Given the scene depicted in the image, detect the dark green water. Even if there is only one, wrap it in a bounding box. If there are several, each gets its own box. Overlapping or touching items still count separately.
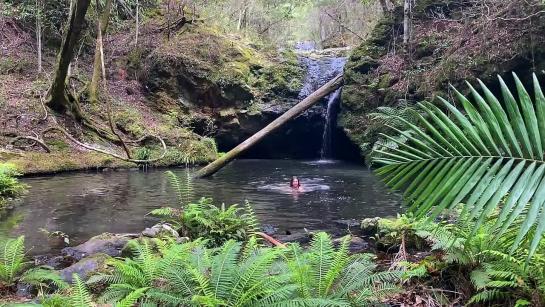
[3,159,401,254]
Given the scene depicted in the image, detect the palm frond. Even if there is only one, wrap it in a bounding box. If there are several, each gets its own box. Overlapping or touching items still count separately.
[373,72,545,258]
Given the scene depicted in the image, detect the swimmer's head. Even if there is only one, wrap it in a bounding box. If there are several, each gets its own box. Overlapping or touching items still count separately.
[290,176,301,188]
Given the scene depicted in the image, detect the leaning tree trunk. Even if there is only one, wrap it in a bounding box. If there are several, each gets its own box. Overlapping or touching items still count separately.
[89,0,113,104]
[194,74,344,178]
[46,0,91,115]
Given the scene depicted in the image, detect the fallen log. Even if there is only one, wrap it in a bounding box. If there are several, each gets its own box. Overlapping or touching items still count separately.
[194,74,343,178]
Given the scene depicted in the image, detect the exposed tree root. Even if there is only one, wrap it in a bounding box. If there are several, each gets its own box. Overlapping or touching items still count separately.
[43,125,167,164]
[9,134,51,153]
[390,231,408,272]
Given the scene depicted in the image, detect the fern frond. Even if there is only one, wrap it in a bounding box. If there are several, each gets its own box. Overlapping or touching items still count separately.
[468,288,508,304]
[20,267,68,290]
[115,287,149,307]
[70,274,94,307]
[0,235,26,283]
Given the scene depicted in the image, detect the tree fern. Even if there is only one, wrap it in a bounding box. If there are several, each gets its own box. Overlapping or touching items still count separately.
[374,72,545,258]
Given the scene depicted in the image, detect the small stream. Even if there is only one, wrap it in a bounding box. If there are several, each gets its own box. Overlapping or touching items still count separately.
[4,160,401,255]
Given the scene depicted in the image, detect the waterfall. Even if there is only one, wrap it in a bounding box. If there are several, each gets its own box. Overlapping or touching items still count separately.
[320,88,341,159]
[296,44,346,159]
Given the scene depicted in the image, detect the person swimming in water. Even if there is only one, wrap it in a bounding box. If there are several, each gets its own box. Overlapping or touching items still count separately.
[290,176,301,189]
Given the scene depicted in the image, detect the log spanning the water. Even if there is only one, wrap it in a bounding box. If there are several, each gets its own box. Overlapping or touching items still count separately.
[194,74,344,178]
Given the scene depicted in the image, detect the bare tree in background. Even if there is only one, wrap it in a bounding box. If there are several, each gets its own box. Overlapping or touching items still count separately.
[89,0,113,104]
[403,0,410,45]
[35,0,42,73]
[135,0,139,45]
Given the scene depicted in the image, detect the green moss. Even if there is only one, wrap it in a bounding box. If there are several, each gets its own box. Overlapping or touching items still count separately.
[147,25,304,108]
[151,138,217,167]
[45,139,70,151]
[115,108,145,138]
[6,152,135,175]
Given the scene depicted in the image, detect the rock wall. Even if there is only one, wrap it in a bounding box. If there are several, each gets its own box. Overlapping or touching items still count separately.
[340,0,545,155]
[140,25,361,159]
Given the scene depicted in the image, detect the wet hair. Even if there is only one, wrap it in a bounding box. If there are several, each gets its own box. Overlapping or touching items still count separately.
[290,176,300,188]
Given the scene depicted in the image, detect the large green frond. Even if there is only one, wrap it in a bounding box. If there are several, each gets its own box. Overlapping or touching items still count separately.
[373,73,545,258]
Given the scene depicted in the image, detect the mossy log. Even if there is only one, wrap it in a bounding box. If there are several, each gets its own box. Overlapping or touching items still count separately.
[194,74,344,178]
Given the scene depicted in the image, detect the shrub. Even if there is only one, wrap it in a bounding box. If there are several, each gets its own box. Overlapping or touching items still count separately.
[0,163,26,206]
[151,171,259,247]
[0,236,67,291]
[412,212,545,305]
[90,233,401,306]
[151,197,259,247]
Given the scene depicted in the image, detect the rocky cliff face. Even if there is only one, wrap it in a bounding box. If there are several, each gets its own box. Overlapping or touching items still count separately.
[340,0,545,155]
[141,26,358,158]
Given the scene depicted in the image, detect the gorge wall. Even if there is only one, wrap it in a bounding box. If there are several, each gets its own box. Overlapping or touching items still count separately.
[340,0,545,156]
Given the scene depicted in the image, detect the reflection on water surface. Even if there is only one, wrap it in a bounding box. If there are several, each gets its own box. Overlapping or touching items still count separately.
[3,159,401,254]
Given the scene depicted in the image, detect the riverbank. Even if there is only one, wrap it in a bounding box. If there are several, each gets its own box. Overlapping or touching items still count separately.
[1,149,216,176]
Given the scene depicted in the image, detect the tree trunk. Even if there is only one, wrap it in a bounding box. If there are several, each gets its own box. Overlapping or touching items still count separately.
[194,74,344,178]
[403,0,411,45]
[36,0,42,73]
[135,0,139,45]
[46,0,91,115]
[89,0,112,104]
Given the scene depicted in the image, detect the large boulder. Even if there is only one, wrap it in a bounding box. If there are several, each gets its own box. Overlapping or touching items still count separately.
[59,253,111,283]
[61,233,137,261]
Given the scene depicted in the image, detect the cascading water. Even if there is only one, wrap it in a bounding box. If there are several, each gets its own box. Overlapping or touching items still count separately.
[320,88,342,159]
[296,42,347,159]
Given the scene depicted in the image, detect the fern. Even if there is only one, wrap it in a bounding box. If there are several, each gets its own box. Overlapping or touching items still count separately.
[413,213,545,305]
[165,170,194,207]
[0,235,27,284]
[20,267,68,291]
[96,240,160,304]
[286,232,401,306]
[70,274,94,307]
[115,287,149,307]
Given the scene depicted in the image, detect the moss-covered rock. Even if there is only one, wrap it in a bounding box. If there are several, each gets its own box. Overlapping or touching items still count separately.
[144,26,303,109]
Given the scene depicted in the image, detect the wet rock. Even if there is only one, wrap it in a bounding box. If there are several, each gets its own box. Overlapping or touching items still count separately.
[142,223,179,238]
[176,237,190,244]
[34,255,73,270]
[260,224,278,236]
[16,282,33,298]
[275,232,311,244]
[62,233,137,261]
[333,236,370,253]
[333,219,360,229]
[59,253,111,283]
